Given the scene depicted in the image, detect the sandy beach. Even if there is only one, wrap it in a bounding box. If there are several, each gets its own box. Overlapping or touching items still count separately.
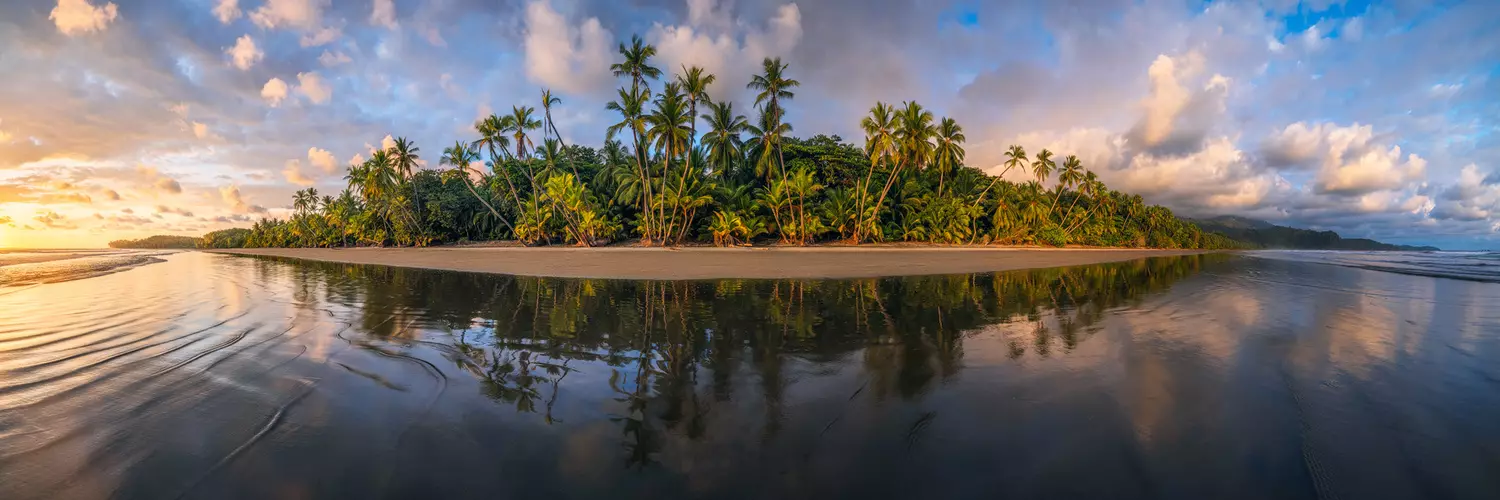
[207,246,1217,279]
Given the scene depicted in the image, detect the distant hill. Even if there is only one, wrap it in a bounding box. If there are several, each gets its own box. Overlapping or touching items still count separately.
[1187,216,1440,251]
[108,235,200,249]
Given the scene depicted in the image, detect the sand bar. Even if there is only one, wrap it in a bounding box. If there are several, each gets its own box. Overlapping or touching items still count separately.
[208,247,1218,280]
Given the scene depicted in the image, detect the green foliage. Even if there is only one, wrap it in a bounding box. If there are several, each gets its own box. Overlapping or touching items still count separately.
[198,228,250,248]
[108,235,199,249]
[220,37,1251,252]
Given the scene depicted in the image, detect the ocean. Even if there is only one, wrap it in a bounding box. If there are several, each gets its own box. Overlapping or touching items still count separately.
[1,250,1498,499]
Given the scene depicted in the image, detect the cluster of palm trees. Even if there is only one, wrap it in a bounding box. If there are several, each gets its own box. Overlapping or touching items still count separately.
[238,35,1242,250]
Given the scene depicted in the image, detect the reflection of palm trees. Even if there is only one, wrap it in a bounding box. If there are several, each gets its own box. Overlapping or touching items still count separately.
[259,253,1225,468]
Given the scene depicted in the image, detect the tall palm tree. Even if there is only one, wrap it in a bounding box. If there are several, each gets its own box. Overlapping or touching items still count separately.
[1031,148,1056,186]
[745,106,791,184]
[933,117,966,196]
[391,136,421,219]
[506,106,541,161]
[1052,154,1083,213]
[473,114,522,207]
[869,101,936,228]
[700,101,747,179]
[645,83,694,243]
[677,65,715,146]
[611,35,661,95]
[977,144,1028,204]
[606,86,654,242]
[746,57,799,178]
[857,102,898,242]
[441,140,513,232]
[539,88,578,178]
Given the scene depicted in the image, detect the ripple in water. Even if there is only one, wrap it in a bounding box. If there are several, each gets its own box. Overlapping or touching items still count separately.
[1,251,1498,499]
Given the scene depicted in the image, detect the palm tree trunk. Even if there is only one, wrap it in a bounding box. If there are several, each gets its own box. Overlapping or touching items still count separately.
[632,133,653,245]
[463,174,515,234]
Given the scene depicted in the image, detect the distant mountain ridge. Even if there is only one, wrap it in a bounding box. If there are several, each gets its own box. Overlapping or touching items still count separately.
[1187,216,1440,251]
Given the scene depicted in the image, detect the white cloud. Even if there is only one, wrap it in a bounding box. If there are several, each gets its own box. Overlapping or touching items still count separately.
[647,2,803,103]
[192,122,209,139]
[1262,122,1429,195]
[348,153,365,166]
[299,26,341,47]
[1140,53,1200,147]
[225,35,264,70]
[220,185,268,214]
[521,0,615,95]
[282,159,315,186]
[250,0,327,30]
[261,77,290,106]
[308,147,338,174]
[371,0,398,29]
[50,0,119,35]
[318,50,352,67]
[213,0,241,24]
[295,72,332,105]
[381,134,397,152]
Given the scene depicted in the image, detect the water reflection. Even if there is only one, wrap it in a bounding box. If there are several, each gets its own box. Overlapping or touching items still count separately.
[3,252,1499,499]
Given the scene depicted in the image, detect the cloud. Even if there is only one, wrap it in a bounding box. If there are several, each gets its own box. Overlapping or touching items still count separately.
[225,35,265,71]
[102,189,121,201]
[371,0,398,29]
[282,160,315,186]
[262,77,290,106]
[213,0,241,24]
[647,1,804,103]
[521,0,615,95]
[250,0,327,30]
[192,122,210,139]
[38,192,94,204]
[155,205,194,217]
[318,50,352,67]
[135,166,183,194]
[1261,122,1428,195]
[220,185,267,214]
[295,72,332,105]
[300,26,341,47]
[33,211,77,229]
[50,0,119,35]
[308,147,338,174]
[0,216,10,225]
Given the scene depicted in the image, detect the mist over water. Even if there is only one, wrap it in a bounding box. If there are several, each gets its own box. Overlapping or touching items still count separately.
[1,252,1498,499]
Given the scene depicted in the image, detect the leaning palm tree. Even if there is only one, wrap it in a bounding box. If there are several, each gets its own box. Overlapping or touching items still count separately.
[700,101,748,179]
[857,102,898,242]
[473,114,523,207]
[611,35,661,95]
[746,57,799,178]
[977,144,1029,205]
[677,65,716,144]
[869,101,935,233]
[441,141,513,233]
[932,117,966,195]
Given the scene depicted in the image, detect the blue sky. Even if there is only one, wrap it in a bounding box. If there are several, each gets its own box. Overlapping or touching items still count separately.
[0,0,1497,249]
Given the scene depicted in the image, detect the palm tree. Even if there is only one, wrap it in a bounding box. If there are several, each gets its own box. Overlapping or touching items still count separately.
[857,102,898,242]
[977,144,1028,205]
[1052,155,1082,213]
[473,114,523,207]
[1031,148,1056,186]
[745,106,791,183]
[700,101,748,179]
[540,89,578,178]
[611,35,661,95]
[645,83,694,243]
[677,65,716,145]
[868,101,935,234]
[606,86,654,242]
[506,106,541,161]
[442,141,513,233]
[391,136,421,220]
[933,117,965,196]
[746,57,799,178]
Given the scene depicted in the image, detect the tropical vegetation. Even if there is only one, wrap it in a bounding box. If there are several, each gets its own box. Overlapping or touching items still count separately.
[235,37,1243,250]
[108,235,200,249]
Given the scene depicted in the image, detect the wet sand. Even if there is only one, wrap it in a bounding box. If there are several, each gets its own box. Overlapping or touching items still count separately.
[208,246,1217,279]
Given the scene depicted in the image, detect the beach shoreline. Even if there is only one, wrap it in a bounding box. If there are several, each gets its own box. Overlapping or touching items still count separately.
[206,246,1220,280]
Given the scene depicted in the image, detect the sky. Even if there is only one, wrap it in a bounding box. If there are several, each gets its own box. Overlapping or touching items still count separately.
[0,0,1497,249]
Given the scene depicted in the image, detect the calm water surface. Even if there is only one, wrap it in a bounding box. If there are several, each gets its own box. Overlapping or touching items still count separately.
[2,251,1499,499]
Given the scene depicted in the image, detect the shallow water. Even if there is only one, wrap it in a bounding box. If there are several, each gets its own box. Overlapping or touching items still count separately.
[1,252,1499,499]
